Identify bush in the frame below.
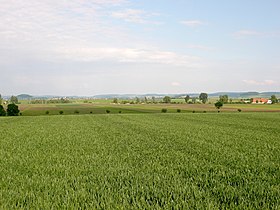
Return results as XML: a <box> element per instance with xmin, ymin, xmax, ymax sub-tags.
<box><xmin>161</xmin><ymin>108</ymin><xmax>167</xmax><ymax>113</ymax></box>
<box><xmin>192</xmin><ymin>110</ymin><xmax>195</xmax><ymax>113</ymax></box>
<box><xmin>203</xmin><ymin>111</ymin><xmax>207</xmax><ymax>113</ymax></box>
<box><xmin>106</xmin><ymin>110</ymin><xmax>110</xmax><ymax>114</ymax></box>
<box><xmin>45</xmin><ymin>111</ymin><xmax>49</xmax><ymax>115</ymax></box>
<box><xmin>177</xmin><ymin>109</ymin><xmax>181</xmax><ymax>113</ymax></box>
<box><xmin>74</xmin><ymin>110</ymin><xmax>79</xmax><ymax>114</ymax></box>
<box><xmin>90</xmin><ymin>111</ymin><xmax>93</xmax><ymax>114</ymax></box>
<box><xmin>119</xmin><ymin>111</ymin><xmax>122</xmax><ymax>114</ymax></box>
<box><xmin>238</xmin><ymin>109</ymin><xmax>242</xmax><ymax>112</ymax></box>
<box><xmin>59</xmin><ymin>111</ymin><xmax>63</xmax><ymax>115</ymax></box>
<box><xmin>7</xmin><ymin>104</ymin><xmax>20</xmax><ymax>116</ymax></box>
<box><xmin>0</xmin><ymin>105</ymin><xmax>6</xmax><ymax>116</ymax></box>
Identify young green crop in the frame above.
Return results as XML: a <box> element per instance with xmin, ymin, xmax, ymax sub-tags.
<box><xmin>0</xmin><ymin>113</ymin><xmax>279</xmax><ymax>209</ymax></box>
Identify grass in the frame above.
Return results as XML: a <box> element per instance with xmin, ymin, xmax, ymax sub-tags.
<box><xmin>0</xmin><ymin>113</ymin><xmax>279</xmax><ymax>209</ymax></box>
<box><xmin>17</xmin><ymin>103</ymin><xmax>280</xmax><ymax>116</ymax></box>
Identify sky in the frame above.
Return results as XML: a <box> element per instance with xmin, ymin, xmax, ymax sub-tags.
<box><xmin>0</xmin><ymin>0</ymin><xmax>280</xmax><ymax>96</ymax></box>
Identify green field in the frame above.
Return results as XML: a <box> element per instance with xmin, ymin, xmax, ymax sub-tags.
<box><xmin>1</xmin><ymin>113</ymin><xmax>279</xmax><ymax>209</ymax></box>
<box><xmin>18</xmin><ymin>103</ymin><xmax>280</xmax><ymax>116</ymax></box>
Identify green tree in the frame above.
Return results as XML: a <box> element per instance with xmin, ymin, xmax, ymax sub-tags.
<box><xmin>192</xmin><ymin>97</ymin><xmax>197</xmax><ymax>104</ymax></box>
<box><xmin>0</xmin><ymin>94</ymin><xmax>2</xmax><ymax>105</ymax></box>
<box><xmin>144</xmin><ymin>97</ymin><xmax>148</xmax><ymax>103</ymax></box>
<box><xmin>184</xmin><ymin>95</ymin><xmax>190</xmax><ymax>103</ymax></box>
<box><xmin>215</xmin><ymin>101</ymin><xmax>223</xmax><ymax>110</ymax></box>
<box><xmin>7</xmin><ymin>104</ymin><xmax>20</xmax><ymax>116</ymax></box>
<box><xmin>271</xmin><ymin>95</ymin><xmax>278</xmax><ymax>104</ymax></box>
<box><xmin>199</xmin><ymin>93</ymin><xmax>208</xmax><ymax>104</ymax></box>
<box><xmin>219</xmin><ymin>95</ymin><xmax>229</xmax><ymax>103</ymax></box>
<box><xmin>10</xmin><ymin>96</ymin><xmax>19</xmax><ymax>104</ymax></box>
<box><xmin>163</xmin><ymin>96</ymin><xmax>171</xmax><ymax>103</ymax></box>
<box><xmin>0</xmin><ymin>105</ymin><xmax>6</xmax><ymax>116</ymax></box>
<box><xmin>113</xmin><ymin>98</ymin><xmax>118</xmax><ymax>103</ymax></box>
<box><xmin>135</xmin><ymin>97</ymin><xmax>140</xmax><ymax>104</ymax></box>
<box><xmin>152</xmin><ymin>96</ymin><xmax>156</xmax><ymax>103</ymax></box>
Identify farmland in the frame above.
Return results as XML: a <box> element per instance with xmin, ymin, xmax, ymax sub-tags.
<box><xmin>18</xmin><ymin>102</ymin><xmax>280</xmax><ymax>116</ymax></box>
<box><xmin>1</xmin><ymin>113</ymin><xmax>279</xmax><ymax>209</ymax></box>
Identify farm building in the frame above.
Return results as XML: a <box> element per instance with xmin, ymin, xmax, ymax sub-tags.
<box><xmin>252</xmin><ymin>98</ymin><xmax>272</xmax><ymax>104</ymax></box>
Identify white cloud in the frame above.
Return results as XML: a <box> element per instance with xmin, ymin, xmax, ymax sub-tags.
<box><xmin>180</xmin><ymin>20</ymin><xmax>204</xmax><ymax>27</ymax></box>
<box><xmin>243</xmin><ymin>80</ymin><xmax>278</xmax><ymax>86</ymax></box>
<box><xmin>55</xmin><ymin>47</ymin><xmax>202</xmax><ymax>67</ymax></box>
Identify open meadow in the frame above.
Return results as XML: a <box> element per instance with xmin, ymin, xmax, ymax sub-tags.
<box><xmin>0</xmin><ymin>113</ymin><xmax>279</xmax><ymax>209</ymax></box>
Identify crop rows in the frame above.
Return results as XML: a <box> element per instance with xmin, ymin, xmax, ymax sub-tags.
<box><xmin>0</xmin><ymin>113</ymin><xmax>279</xmax><ymax>209</ymax></box>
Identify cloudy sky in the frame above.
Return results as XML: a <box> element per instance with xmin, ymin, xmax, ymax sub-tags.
<box><xmin>1</xmin><ymin>0</ymin><xmax>280</xmax><ymax>95</ymax></box>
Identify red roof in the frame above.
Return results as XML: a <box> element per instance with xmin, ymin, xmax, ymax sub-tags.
<box><xmin>252</xmin><ymin>98</ymin><xmax>268</xmax><ymax>103</ymax></box>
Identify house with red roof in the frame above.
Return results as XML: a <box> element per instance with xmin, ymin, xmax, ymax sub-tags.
<box><xmin>252</xmin><ymin>98</ymin><xmax>272</xmax><ymax>104</ymax></box>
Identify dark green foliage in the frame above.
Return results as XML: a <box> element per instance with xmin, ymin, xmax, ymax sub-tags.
<box><xmin>45</xmin><ymin>111</ymin><xmax>49</xmax><ymax>115</ymax></box>
<box><xmin>90</xmin><ymin>111</ymin><xmax>93</xmax><ymax>114</ymax></box>
<box><xmin>163</xmin><ymin>96</ymin><xmax>171</xmax><ymax>103</ymax></box>
<box><xmin>119</xmin><ymin>111</ymin><xmax>122</xmax><ymax>114</ymax></box>
<box><xmin>215</xmin><ymin>101</ymin><xmax>223</xmax><ymax>110</ymax></box>
<box><xmin>219</xmin><ymin>95</ymin><xmax>229</xmax><ymax>103</ymax></box>
<box><xmin>113</xmin><ymin>98</ymin><xmax>118</xmax><ymax>103</ymax></box>
<box><xmin>7</xmin><ymin>104</ymin><xmax>20</xmax><ymax>116</ymax></box>
<box><xmin>161</xmin><ymin>108</ymin><xmax>167</xmax><ymax>113</ymax></box>
<box><xmin>59</xmin><ymin>111</ymin><xmax>63</xmax><ymax>115</ymax></box>
<box><xmin>203</xmin><ymin>111</ymin><xmax>207</xmax><ymax>113</ymax></box>
<box><xmin>184</xmin><ymin>95</ymin><xmax>190</xmax><ymax>103</ymax></box>
<box><xmin>192</xmin><ymin>110</ymin><xmax>195</xmax><ymax>113</ymax></box>
<box><xmin>177</xmin><ymin>109</ymin><xmax>181</xmax><ymax>113</ymax></box>
<box><xmin>0</xmin><ymin>105</ymin><xmax>6</xmax><ymax>116</ymax></box>
<box><xmin>106</xmin><ymin>110</ymin><xmax>110</xmax><ymax>114</ymax></box>
<box><xmin>199</xmin><ymin>93</ymin><xmax>208</xmax><ymax>104</ymax></box>
<box><xmin>238</xmin><ymin>109</ymin><xmax>242</xmax><ymax>112</ymax></box>
<box><xmin>74</xmin><ymin>110</ymin><xmax>79</xmax><ymax>114</ymax></box>
<box><xmin>271</xmin><ymin>95</ymin><xmax>278</xmax><ymax>104</ymax></box>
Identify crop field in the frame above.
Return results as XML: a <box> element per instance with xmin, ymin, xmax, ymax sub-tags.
<box><xmin>18</xmin><ymin>103</ymin><xmax>280</xmax><ymax>116</ymax></box>
<box><xmin>0</xmin><ymin>113</ymin><xmax>280</xmax><ymax>209</ymax></box>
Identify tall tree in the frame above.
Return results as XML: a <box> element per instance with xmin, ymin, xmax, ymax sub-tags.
<box><xmin>271</xmin><ymin>95</ymin><xmax>278</xmax><ymax>104</ymax></box>
<box><xmin>135</xmin><ymin>97</ymin><xmax>140</xmax><ymax>104</ymax></box>
<box><xmin>199</xmin><ymin>93</ymin><xmax>208</xmax><ymax>104</ymax></box>
<box><xmin>219</xmin><ymin>95</ymin><xmax>229</xmax><ymax>103</ymax></box>
<box><xmin>144</xmin><ymin>97</ymin><xmax>148</xmax><ymax>103</ymax></box>
<box><xmin>113</xmin><ymin>98</ymin><xmax>118</xmax><ymax>103</ymax></box>
<box><xmin>163</xmin><ymin>96</ymin><xmax>171</xmax><ymax>103</ymax></box>
<box><xmin>10</xmin><ymin>95</ymin><xmax>19</xmax><ymax>104</ymax></box>
<box><xmin>184</xmin><ymin>95</ymin><xmax>190</xmax><ymax>103</ymax></box>
<box><xmin>152</xmin><ymin>96</ymin><xmax>156</xmax><ymax>103</ymax></box>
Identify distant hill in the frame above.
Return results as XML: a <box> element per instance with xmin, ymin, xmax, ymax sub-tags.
<box><xmin>92</xmin><ymin>92</ymin><xmax>280</xmax><ymax>99</ymax></box>
<box><xmin>17</xmin><ymin>94</ymin><xmax>33</xmax><ymax>100</ymax></box>
<box><xmin>9</xmin><ymin>92</ymin><xmax>280</xmax><ymax>100</ymax></box>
